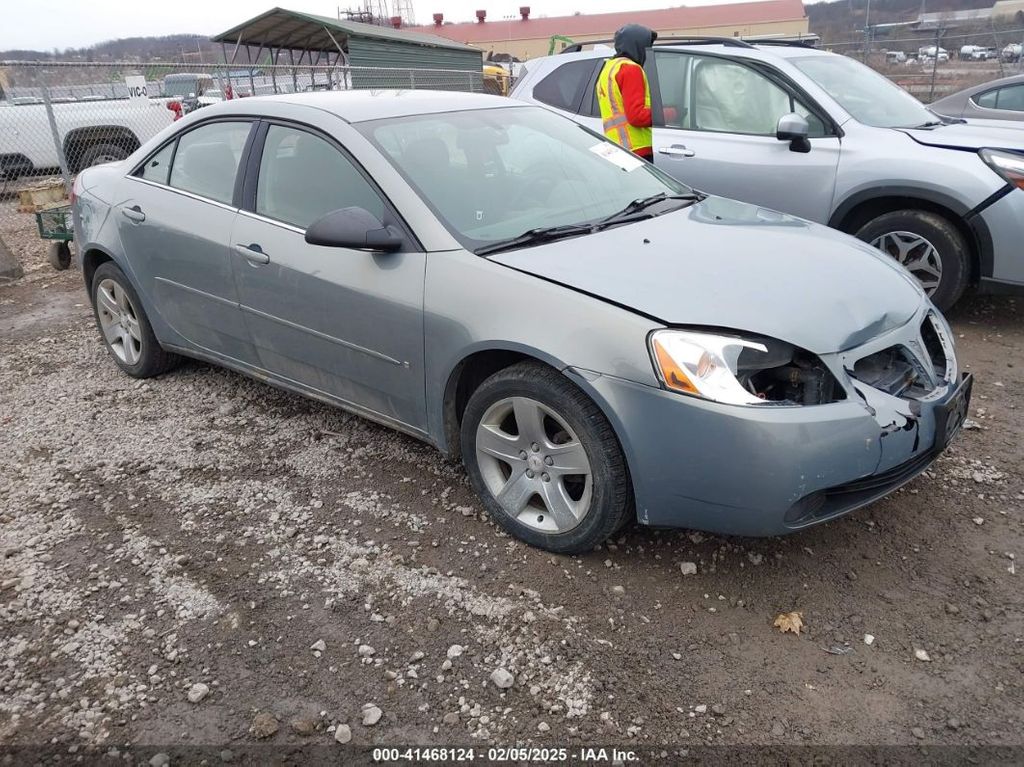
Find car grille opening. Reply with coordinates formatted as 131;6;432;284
852;346;923;397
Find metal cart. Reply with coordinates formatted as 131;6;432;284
35;203;73;270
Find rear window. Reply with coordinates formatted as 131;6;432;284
533;59;600;113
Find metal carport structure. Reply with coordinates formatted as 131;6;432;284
212;7;484;92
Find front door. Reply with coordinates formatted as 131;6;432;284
649;51;841;224
231;122;427;431
118;120;256;363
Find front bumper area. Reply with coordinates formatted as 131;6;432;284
569;307;969;537
974;186;1024;288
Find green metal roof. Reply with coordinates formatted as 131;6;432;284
212;7;480;53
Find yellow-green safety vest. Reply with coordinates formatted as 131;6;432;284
596;58;652;153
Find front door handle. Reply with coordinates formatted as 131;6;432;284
658;145;696;158
234;243;270;265
121;205;146;222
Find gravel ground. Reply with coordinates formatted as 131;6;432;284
0;259;1022;758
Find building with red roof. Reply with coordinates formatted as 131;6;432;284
408;0;809;60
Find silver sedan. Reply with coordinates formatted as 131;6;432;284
72;91;972;553
930;73;1024;124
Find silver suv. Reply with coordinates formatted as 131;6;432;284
512;39;1024;309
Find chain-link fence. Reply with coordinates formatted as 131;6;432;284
825;25;1024;101
0;60;512;279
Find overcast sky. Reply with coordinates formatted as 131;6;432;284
1;0;820;51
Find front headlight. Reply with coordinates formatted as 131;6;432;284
650;330;772;406
980;149;1024;191
649;329;842;406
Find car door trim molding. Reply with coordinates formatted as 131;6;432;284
238;302;407;368
237;208;305;235
128;176;240;214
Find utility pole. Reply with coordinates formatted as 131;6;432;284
863;0;872;62
929;27;942;102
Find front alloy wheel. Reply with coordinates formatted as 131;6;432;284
869;230;942;295
461;361;633;553
855;209;969;311
475;396;593;534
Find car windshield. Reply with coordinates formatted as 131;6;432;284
793;55;938;128
358;106;691;251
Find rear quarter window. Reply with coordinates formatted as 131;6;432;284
533;59;601;113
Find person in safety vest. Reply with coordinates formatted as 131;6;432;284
597;24;657;160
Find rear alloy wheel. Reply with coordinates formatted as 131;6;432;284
90;261;180;378
461;361;632;553
855;209;969;310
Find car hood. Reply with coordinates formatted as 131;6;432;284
489;196;925;354
898;122;1024;150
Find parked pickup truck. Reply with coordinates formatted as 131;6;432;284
0;97;177;180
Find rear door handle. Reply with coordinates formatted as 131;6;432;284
234;243;270;265
121;205;146;222
658;145;696;158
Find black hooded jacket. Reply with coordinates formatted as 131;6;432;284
614;24;657;67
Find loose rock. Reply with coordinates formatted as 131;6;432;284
186;682;209;703
251;712;279;739
362;703;383;726
680;562;698;576
490;668;515;689
334;723;352;744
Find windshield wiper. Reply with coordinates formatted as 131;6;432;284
475;223;593;256
594;192;703;230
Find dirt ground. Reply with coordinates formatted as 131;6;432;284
1;240;1022;761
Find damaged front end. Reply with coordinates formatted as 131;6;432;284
784;307;972;528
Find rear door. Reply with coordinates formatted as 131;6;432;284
230;120;428;431
648;51;842;223
118;119;257;362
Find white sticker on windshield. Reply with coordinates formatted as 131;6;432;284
589;142;644;172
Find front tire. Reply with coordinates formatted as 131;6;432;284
855;209;969;311
460;361;633;554
90;261;180;378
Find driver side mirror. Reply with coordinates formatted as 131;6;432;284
305;207;403;252
776;113;811;154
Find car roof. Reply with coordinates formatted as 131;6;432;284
931;72;1024;108
216;90;521;123
540;42;834;62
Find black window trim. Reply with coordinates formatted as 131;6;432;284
534;58;603;115
241;117;422;252
647;49;843;140
971;84;1024;113
127;116;260;209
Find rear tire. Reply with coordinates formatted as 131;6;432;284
90;261;181;378
77;142;129;171
855;209;969;311
460;361;633;554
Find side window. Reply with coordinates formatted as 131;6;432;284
533;59;600;113
168;121;251;205
974;89;999;108
136;142;175;185
256;125;385;230
994;84;1024;111
655;52;827;137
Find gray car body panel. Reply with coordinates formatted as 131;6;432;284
73;91;968;537
512;44;1024;288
